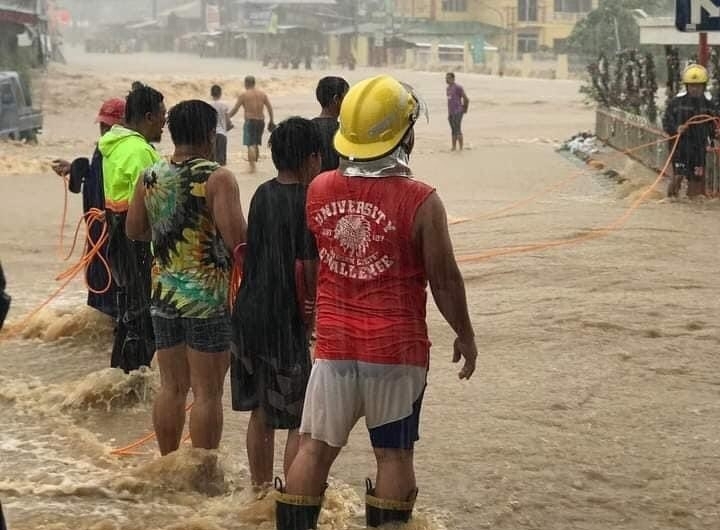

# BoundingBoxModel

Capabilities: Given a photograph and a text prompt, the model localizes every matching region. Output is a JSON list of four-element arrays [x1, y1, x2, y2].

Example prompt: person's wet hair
[[131, 81, 144, 91], [269, 117, 322, 171], [167, 99, 217, 147], [125, 85, 164, 125], [316, 76, 349, 108], [211, 84, 222, 98], [447, 72, 455, 79], [245, 75, 256, 88]]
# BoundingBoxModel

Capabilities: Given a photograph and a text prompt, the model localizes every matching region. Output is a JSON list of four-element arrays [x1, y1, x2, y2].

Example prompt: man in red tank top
[[276, 76, 478, 530]]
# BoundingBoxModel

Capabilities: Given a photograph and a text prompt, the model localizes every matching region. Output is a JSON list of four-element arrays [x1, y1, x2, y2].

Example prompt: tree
[[567, 0, 675, 57]]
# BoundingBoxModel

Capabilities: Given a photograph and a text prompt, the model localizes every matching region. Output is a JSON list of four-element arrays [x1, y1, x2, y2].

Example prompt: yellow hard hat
[[682, 64, 709, 84], [334, 75, 419, 161]]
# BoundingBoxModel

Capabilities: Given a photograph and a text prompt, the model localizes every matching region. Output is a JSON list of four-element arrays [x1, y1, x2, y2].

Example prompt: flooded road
[[1, 49, 719, 530]]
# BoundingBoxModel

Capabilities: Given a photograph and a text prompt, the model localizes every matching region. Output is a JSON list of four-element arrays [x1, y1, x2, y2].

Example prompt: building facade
[[393, 0, 598, 57]]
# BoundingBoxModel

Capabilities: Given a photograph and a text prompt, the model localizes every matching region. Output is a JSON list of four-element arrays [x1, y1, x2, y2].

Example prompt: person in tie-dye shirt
[[126, 99, 247, 455]]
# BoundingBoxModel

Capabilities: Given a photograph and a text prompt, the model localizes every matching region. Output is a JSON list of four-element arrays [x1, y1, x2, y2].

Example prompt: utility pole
[[699, 32, 709, 66]]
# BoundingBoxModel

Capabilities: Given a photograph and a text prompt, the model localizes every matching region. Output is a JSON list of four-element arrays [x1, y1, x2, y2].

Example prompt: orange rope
[[55, 208, 112, 295], [228, 260, 243, 310], [110, 401, 194, 456], [57, 174, 70, 258], [456, 114, 718, 264], [450, 132, 678, 227], [1, 181, 113, 339]]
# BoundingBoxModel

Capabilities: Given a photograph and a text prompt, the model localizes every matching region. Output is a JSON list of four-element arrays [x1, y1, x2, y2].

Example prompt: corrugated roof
[[326, 22, 384, 35], [234, 0, 335, 4], [402, 20, 501, 36]]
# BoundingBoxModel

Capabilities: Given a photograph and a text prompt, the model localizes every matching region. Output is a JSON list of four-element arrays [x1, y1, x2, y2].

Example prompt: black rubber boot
[[365, 479, 417, 528], [275, 478, 323, 530], [0, 292, 10, 333], [0, 262, 10, 332]]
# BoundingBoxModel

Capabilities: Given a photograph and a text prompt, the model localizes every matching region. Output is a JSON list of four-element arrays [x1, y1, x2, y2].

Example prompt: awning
[[326, 22, 383, 35], [0, 8, 39, 25], [126, 19, 160, 29], [234, 0, 336, 4], [402, 20, 503, 37], [159, 1, 201, 17]]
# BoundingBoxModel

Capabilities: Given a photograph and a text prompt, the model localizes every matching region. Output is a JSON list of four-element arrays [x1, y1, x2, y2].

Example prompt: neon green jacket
[[98, 125, 160, 212]]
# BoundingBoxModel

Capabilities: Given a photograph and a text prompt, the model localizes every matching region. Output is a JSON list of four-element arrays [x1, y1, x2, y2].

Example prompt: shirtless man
[[229, 76, 275, 173]]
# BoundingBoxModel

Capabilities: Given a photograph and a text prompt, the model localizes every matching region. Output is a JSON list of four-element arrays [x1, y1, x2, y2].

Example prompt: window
[[518, 0, 538, 21], [554, 0, 592, 12], [517, 32, 539, 53], [1, 84, 15, 106], [442, 0, 467, 12]]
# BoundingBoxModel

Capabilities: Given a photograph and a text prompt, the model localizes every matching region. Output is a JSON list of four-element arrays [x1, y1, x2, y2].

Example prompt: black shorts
[[230, 340, 311, 430], [448, 113, 464, 136], [215, 133, 227, 166], [243, 119, 264, 147], [152, 314, 231, 353]]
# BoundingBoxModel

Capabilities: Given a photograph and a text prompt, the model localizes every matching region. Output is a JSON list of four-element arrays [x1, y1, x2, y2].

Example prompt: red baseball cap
[[96, 98, 126, 126]]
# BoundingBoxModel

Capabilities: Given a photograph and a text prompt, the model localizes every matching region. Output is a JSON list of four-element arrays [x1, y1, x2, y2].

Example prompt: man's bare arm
[[414, 192, 476, 379], [228, 94, 244, 118], [206, 167, 247, 249], [126, 174, 151, 241], [462, 89, 470, 113], [264, 93, 275, 125]]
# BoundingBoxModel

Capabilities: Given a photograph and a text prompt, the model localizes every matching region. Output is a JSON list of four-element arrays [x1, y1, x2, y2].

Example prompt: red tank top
[[307, 171, 435, 367]]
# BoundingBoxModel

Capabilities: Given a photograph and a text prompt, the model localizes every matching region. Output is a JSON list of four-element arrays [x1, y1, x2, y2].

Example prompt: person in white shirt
[[210, 84, 232, 165]]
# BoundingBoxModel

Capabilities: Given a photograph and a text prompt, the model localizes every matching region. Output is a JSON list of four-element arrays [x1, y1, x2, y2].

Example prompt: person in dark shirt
[[312, 76, 348, 173], [51, 98, 125, 317], [662, 64, 718, 198], [231, 117, 322, 486]]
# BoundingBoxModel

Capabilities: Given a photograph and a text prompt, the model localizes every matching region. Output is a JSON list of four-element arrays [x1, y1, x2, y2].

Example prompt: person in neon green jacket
[[100, 124, 162, 212], [99, 85, 166, 373]]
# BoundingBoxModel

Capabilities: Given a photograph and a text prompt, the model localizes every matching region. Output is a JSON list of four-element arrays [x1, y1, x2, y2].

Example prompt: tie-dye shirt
[[143, 158, 230, 318]]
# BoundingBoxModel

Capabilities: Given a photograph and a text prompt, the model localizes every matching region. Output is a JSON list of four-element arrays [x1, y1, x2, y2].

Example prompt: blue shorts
[[368, 390, 425, 450], [243, 119, 264, 146]]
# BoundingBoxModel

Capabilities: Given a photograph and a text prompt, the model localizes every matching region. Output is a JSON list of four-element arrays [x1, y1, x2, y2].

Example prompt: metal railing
[[595, 106, 720, 195]]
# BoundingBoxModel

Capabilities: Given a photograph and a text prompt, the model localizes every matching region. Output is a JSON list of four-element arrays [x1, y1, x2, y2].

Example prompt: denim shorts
[[448, 113, 464, 136], [152, 314, 231, 353]]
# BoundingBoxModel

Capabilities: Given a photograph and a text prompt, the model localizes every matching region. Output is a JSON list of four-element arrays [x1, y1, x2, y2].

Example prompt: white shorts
[[299, 359, 427, 449]]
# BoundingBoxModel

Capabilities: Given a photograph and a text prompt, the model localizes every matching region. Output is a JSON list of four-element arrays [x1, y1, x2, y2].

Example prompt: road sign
[[676, 0, 720, 31]]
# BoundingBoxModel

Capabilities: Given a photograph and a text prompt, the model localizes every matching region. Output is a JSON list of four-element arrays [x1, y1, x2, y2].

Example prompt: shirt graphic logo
[[313, 199, 396, 280], [334, 214, 371, 258]]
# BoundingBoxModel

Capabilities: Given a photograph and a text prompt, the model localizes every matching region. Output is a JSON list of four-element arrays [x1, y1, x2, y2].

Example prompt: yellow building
[[394, 0, 599, 57]]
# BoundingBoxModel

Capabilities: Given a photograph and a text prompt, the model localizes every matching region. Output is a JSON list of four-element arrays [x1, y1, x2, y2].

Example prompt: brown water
[[1, 48, 719, 530]]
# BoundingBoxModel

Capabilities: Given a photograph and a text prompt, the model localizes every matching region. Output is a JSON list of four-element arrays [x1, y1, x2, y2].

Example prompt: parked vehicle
[[0, 71, 42, 142]]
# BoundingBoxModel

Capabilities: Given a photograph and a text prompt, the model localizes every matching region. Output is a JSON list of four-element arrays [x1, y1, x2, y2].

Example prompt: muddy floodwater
[[0, 48, 719, 530]]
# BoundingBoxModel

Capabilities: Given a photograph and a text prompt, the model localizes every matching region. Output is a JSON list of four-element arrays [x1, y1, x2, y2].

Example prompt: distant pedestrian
[[312, 76, 349, 172], [446, 72, 469, 151], [229, 76, 275, 173], [210, 84, 232, 166]]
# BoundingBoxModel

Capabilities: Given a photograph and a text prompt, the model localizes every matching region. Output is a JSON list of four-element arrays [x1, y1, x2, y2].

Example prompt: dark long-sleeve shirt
[[662, 92, 718, 163]]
